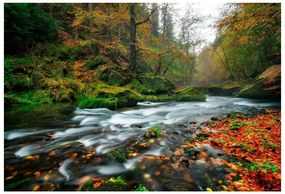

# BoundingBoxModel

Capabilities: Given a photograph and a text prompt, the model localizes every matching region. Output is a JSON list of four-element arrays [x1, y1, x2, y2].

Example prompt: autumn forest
[[4, 3, 281, 191]]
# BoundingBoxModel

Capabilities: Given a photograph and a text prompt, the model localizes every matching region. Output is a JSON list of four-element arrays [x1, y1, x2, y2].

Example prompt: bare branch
[[136, 5, 160, 26]]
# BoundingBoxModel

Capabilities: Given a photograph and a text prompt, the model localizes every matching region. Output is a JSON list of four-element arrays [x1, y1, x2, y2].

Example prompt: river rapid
[[4, 96, 280, 191]]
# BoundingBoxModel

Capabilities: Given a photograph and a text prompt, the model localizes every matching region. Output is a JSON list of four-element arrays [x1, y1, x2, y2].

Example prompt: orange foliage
[[204, 109, 281, 191]]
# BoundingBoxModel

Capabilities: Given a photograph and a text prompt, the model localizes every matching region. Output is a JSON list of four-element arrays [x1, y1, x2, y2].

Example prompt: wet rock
[[184, 148, 200, 159], [217, 153, 224, 157], [210, 117, 217, 121], [181, 158, 189, 167], [130, 124, 143, 128], [137, 76, 175, 94]]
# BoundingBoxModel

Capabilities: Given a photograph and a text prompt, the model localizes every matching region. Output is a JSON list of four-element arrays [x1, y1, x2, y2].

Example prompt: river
[[4, 96, 280, 191]]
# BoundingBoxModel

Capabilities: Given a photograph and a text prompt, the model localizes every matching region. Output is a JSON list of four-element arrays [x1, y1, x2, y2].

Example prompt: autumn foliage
[[203, 109, 281, 191]]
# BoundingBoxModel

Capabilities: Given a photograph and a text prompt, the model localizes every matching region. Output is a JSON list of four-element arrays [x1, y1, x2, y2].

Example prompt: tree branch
[[136, 5, 160, 26]]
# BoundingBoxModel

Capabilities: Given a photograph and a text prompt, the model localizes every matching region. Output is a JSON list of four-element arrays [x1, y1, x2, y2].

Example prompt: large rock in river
[[236, 65, 281, 101], [137, 76, 175, 94], [173, 87, 206, 101]]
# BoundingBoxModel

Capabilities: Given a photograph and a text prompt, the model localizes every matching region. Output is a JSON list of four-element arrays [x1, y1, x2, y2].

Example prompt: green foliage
[[5, 90, 53, 106], [185, 136, 194, 143], [197, 137, 205, 141], [86, 55, 106, 70], [144, 126, 161, 138], [79, 98, 118, 110], [236, 160, 279, 173], [260, 141, 279, 150], [4, 3, 58, 54], [135, 184, 149, 191], [106, 148, 127, 163], [229, 120, 243, 130]]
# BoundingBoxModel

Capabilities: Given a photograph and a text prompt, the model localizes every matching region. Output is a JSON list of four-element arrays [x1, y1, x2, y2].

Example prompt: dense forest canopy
[[4, 3, 281, 104], [4, 3, 280, 87]]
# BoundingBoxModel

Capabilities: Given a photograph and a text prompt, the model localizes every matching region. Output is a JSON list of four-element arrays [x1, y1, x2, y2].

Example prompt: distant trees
[[195, 3, 281, 85]]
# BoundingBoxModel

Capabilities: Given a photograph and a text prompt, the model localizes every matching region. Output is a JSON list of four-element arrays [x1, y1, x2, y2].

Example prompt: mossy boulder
[[106, 147, 128, 163], [106, 70, 126, 86], [79, 98, 118, 110], [208, 81, 245, 96], [137, 76, 175, 94], [173, 87, 206, 101], [142, 94, 174, 102], [97, 85, 143, 108], [236, 65, 281, 101]]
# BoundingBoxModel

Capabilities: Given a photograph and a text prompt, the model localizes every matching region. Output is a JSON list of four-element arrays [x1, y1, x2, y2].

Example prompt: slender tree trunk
[[129, 4, 137, 71], [155, 58, 162, 76]]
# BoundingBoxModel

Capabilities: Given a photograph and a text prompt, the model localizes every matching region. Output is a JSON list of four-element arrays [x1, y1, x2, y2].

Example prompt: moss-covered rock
[[106, 70, 126, 86], [236, 65, 281, 101], [207, 81, 248, 96], [142, 94, 174, 102], [81, 176, 129, 191], [98, 85, 143, 108], [173, 87, 206, 101], [106, 147, 128, 163], [137, 76, 175, 94], [79, 97, 118, 109]]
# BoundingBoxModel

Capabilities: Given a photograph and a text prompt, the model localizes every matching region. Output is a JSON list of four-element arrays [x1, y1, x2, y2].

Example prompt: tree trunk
[[129, 4, 137, 72]]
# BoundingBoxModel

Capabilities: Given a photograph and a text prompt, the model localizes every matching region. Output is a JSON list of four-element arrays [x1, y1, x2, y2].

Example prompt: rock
[[97, 85, 143, 108], [173, 87, 206, 102], [130, 124, 143, 128], [137, 76, 175, 94], [236, 65, 281, 101], [184, 148, 200, 159], [106, 70, 126, 86], [78, 97, 118, 110], [208, 81, 244, 96]]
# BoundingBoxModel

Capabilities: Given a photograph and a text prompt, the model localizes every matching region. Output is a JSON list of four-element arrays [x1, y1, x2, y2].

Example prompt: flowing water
[[4, 96, 280, 191]]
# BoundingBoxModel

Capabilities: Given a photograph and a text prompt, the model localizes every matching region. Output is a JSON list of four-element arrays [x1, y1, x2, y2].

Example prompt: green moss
[[236, 66, 281, 100], [135, 184, 149, 191], [106, 147, 127, 163], [5, 90, 52, 106], [81, 176, 129, 191], [173, 87, 206, 101], [185, 136, 194, 143], [98, 85, 143, 108], [79, 97, 118, 109], [144, 125, 161, 138], [230, 120, 243, 130]]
